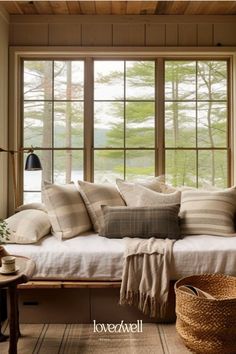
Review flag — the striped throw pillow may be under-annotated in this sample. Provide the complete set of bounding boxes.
[180,188,236,236]
[43,182,92,240]
[78,181,125,233]
[99,205,181,239]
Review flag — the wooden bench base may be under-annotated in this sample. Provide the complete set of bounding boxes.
[15,280,176,324]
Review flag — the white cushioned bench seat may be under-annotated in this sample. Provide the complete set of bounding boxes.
[4,233,236,280]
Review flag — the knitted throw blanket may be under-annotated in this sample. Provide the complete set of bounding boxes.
[120,237,174,318]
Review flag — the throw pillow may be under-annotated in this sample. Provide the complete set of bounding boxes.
[5,210,51,244]
[78,180,125,232]
[180,188,236,236]
[116,176,164,200]
[99,205,181,239]
[117,181,181,206]
[43,182,92,240]
[15,202,47,213]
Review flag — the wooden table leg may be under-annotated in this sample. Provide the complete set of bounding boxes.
[15,289,21,338]
[8,286,18,354]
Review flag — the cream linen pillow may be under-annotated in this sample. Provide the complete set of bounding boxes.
[43,182,92,240]
[15,202,47,213]
[5,210,51,244]
[116,177,163,197]
[180,188,236,236]
[117,180,181,206]
[78,180,125,233]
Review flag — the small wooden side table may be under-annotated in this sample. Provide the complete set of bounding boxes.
[0,256,35,354]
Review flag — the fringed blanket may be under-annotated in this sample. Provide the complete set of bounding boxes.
[120,237,174,318]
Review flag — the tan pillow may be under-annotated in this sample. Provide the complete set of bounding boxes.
[117,180,181,206]
[5,210,51,244]
[15,202,47,213]
[78,180,125,232]
[116,177,163,197]
[180,188,236,236]
[43,182,92,240]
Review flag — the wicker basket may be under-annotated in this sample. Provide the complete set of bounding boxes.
[175,274,236,354]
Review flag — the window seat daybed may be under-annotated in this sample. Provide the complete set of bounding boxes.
[4,232,236,324]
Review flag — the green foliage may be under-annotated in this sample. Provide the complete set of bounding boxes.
[0,220,10,245]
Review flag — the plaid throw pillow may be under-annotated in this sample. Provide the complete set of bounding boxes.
[99,205,181,239]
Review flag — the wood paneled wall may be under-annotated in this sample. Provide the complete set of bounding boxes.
[0,6,9,218]
[9,15,236,47]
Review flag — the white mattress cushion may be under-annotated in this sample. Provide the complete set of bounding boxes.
[4,233,236,280]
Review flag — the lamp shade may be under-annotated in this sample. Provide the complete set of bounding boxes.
[25,153,42,171]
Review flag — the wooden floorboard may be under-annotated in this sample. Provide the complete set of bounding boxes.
[0,323,191,354]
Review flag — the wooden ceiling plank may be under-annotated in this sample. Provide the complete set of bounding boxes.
[79,1,96,15]
[126,1,142,15]
[184,2,208,15]
[155,1,173,15]
[50,1,69,15]
[0,1,24,14]
[67,1,82,14]
[17,1,37,14]
[140,1,158,15]
[34,1,53,15]
[95,1,111,15]
[111,1,127,15]
[207,1,236,15]
[2,0,236,16]
[226,2,236,14]
[168,1,190,15]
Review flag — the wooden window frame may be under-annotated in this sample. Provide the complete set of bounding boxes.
[8,48,234,213]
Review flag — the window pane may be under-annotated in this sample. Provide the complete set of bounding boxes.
[24,192,42,204]
[54,102,83,148]
[24,102,52,148]
[94,102,124,148]
[94,61,124,100]
[165,102,196,148]
[54,61,84,100]
[198,102,227,148]
[197,61,227,101]
[198,150,228,188]
[166,150,196,187]
[126,61,155,100]
[24,170,42,191]
[165,61,196,101]
[126,102,155,148]
[53,150,83,184]
[94,150,124,183]
[126,150,155,180]
[24,61,52,100]
[24,150,52,198]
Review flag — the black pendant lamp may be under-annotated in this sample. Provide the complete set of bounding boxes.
[25,151,42,171]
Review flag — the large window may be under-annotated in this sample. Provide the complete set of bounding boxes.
[22,58,230,202]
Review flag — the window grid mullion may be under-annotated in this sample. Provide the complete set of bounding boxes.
[52,60,55,184]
